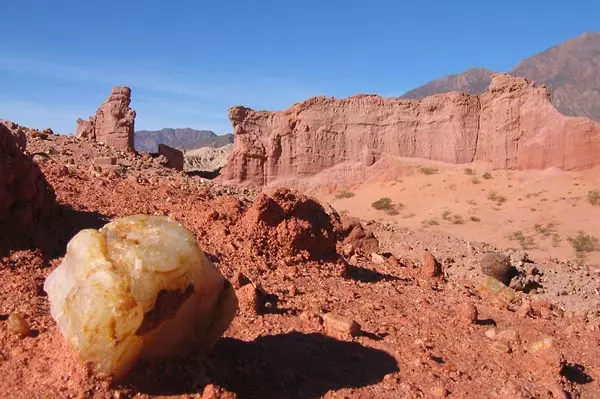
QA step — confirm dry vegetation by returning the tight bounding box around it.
[371,197,402,215]
[335,190,355,199]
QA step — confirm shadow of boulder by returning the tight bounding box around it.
[124,332,398,398]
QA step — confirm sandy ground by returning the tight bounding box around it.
[316,160,600,267]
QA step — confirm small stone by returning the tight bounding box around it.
[7,312,30,337]
[231,272,251,289]
[422,251,442,277]
[480,252,517,285]
[33,153,50,163]
[31,131,48,139]
[458,302,478,325]
[349,254,359,265]
[288,285,299,297]
[386,255,400,267]
[371,253,385,264]
[517,301,532,318]
[485,328,497,339]
[527,337,553,353]
[93,157,117,166]
[322,312,361,336]
[480,276,517,302]
[430,383,448,398]
[490,341,511,353]
[342,244,354,257]
[496,329,520,343]
[236,284,259,314]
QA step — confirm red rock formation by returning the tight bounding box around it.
[157,144,184,171]
[0,122,54,232]
[75,87,136,151]
[224,74,600,186]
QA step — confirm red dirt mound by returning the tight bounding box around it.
[240,188,337,261]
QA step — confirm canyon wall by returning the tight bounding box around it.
[224,74,600,186]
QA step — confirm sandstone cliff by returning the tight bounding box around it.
[224,74,600,186]
[76,87,136,151]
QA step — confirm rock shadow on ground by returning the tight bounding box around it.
[125,332,399,398]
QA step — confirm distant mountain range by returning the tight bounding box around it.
[401,32,600,122]
[134,128,234,153]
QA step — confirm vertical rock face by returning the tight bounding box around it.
[157,144,184,171]
[0,122,54,233]
[224,74,600,186]
[76,87,136,152]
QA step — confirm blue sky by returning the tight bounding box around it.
[1,1,598,134]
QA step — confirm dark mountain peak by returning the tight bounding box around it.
[399,32,600,121]
[134,128,233,153]
[401,67,495,100]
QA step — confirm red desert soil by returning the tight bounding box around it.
[1,132,600,398]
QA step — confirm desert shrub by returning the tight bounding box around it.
[371,197,402,215]
[441,209,452,221]
[482,172,493,180]
[568,231,599,253]
[422,218,440,226]
[470,216,481,222]
[534,222,557,237]
[371,197,393,210]
[471,177,481,184]
[488,191,507,205]
[335,190,355,199]
[464,168,476,175]
[588,190,600,206]
[451,214,464,224]
[419,167,438,175]
[509,231,536,250]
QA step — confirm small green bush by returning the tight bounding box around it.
[470,216,481,222]
[588,190,600,206]
[464,168,476,176]
[419,167,438,175]
[568,231,600,253]
[482,172,493,180]
[371,197,393,210]
[488,191,507,205]
[335,190,355,199]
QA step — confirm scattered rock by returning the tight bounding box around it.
[322,312,361,337]
[236,284,259,314]
[458,302,478,325]
[201,384,238,399]
[480,276,517,302]
[527,337,553,353]
[371,252,385,264]
[496,329,520,343]
[480,252,517,285]
[7,312,30,337]
[485,329,497,339]
[231,272,251,289]
[342,243,354,257]
[422,251,442,278]
[490,341,511,353]
[93,157,117,166]
[430,383,448,398]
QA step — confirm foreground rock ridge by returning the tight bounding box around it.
[224,74,600,186]
[75,87,136,151]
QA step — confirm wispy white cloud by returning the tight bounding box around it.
[0,54,321,132]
